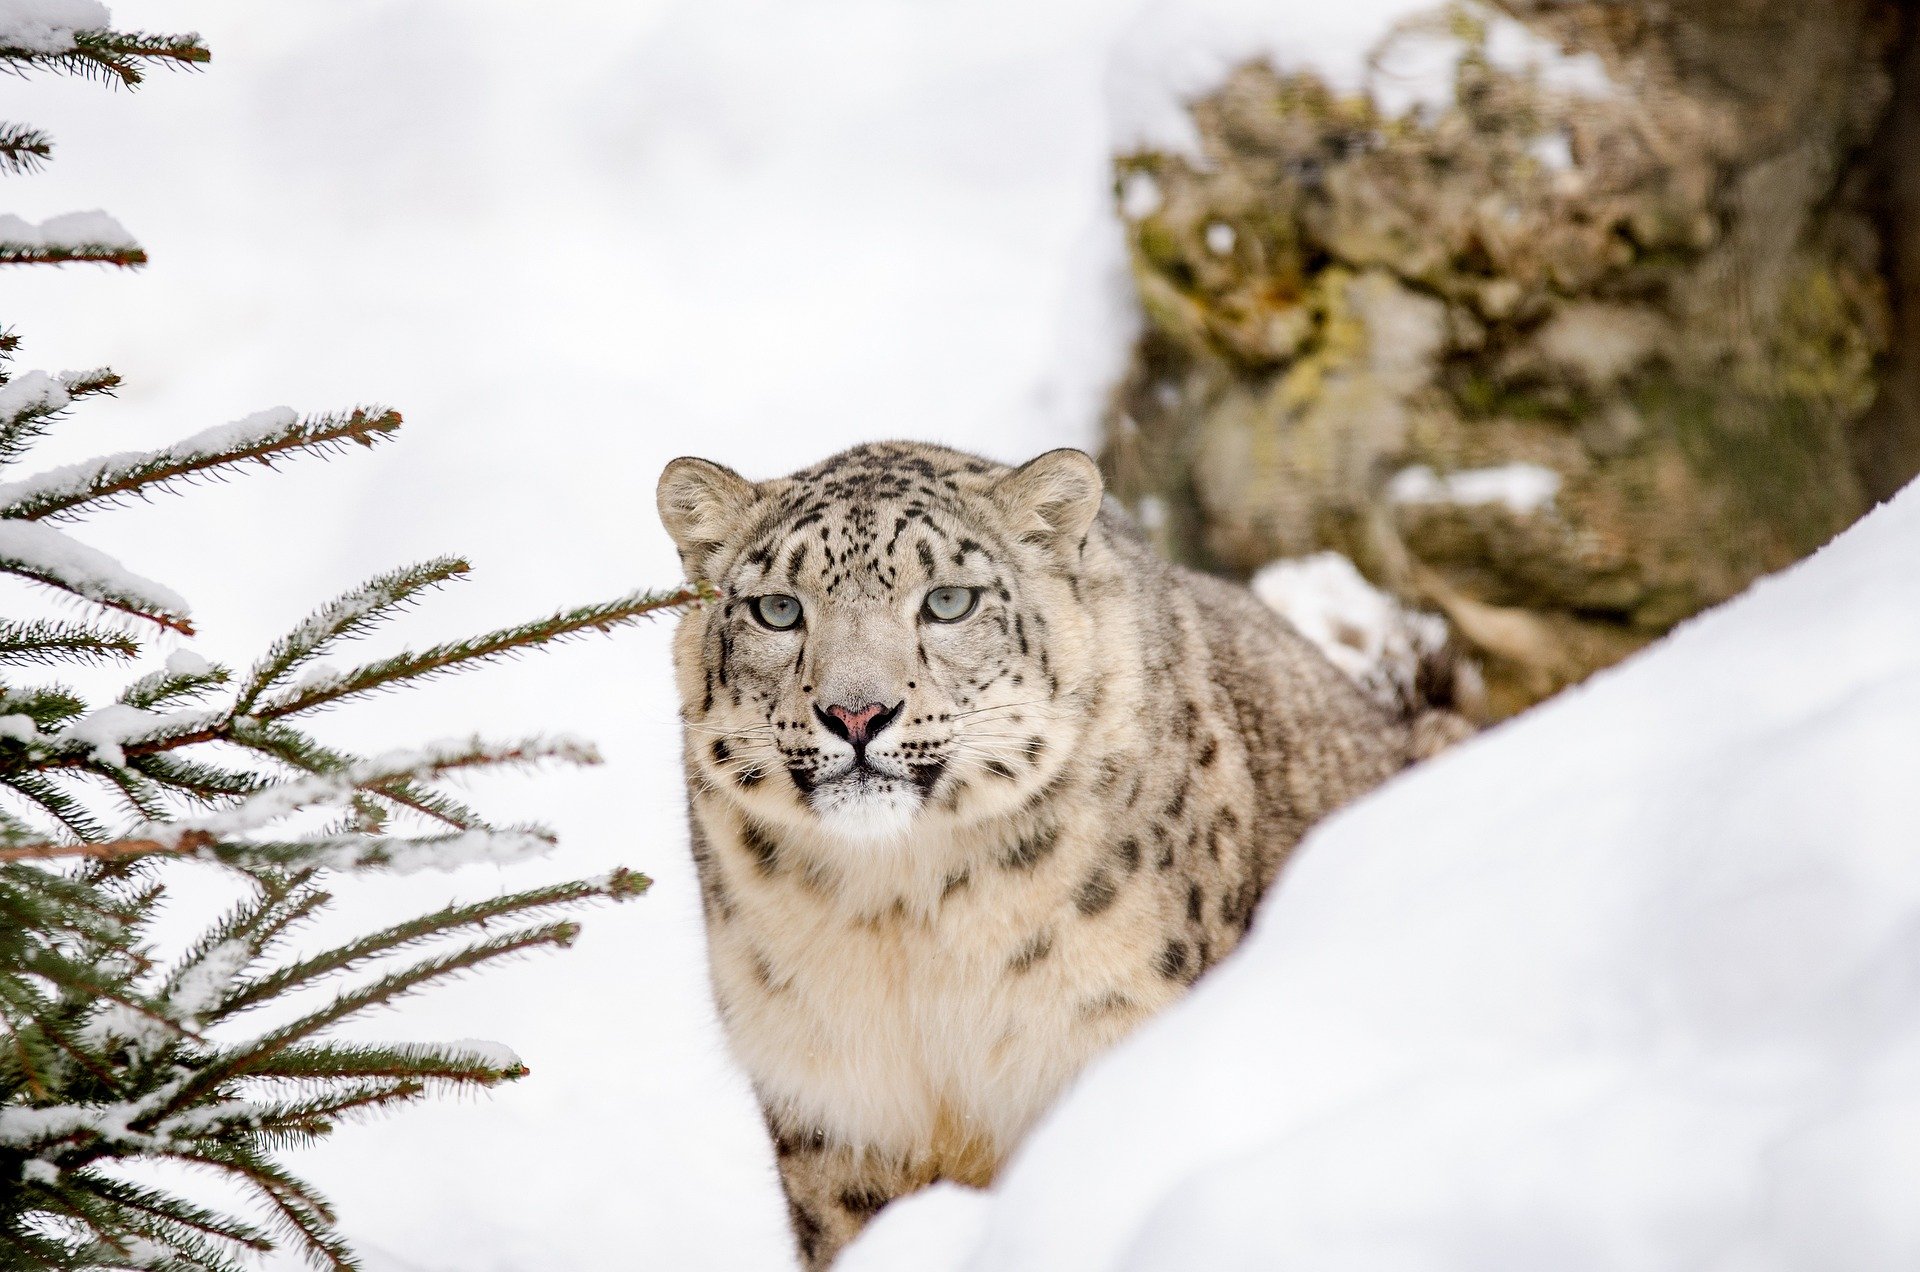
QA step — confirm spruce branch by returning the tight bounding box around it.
[0,121,53,172]
[235,556,471,712]
[0,29,211,88]
[0,619,140,665]
[215,872,648,1019]
[0,240,146,267]
[0,407,403,522]
[0,518,194,633]
[255,585,704,718]
[150,922,586,1121]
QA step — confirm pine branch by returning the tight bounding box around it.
[0,241,146,267]
[235,557,470,712]
[5,770,110,841]
[74,1173,271,1256]
[216,872,647,1018]
[0,368,117,469]
[0,518,194,633]
[119,662,231,710]
[159,1142,355,1272]
[151,923,586,1120]
[255,586,704,718]
[224,719,489,831]
[244,1041,529,1085]
[0,619,139,665]
[0,29,211,88]
[0,407,403,522]
[0,737,608,864]
[0,121,52,172]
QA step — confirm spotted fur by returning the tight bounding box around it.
[658,442,1445,1268]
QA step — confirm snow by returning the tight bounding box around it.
[1251,550,1451,715]
[1388,462,1562,515]
[0,209,138,251]
[144,735,599,844]
[0,406,302,515]
[163,649,211,676]
[0,0,107,53]
[442,1039,524,1072]
[0,370,72,425]
[0,519,190,620]
[845,477,1920,1272]
[168,938,252,1026]
[4,2,1892,1270]
[57,701,165,766]
[1118,170,1162,219]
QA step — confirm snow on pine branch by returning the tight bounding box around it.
[0,405,403,521]
[0,209,144,267]
[0,517,191,630]
[148,734,601,841]
[0,736,599,869]
[235,556,472,711]
[0,0,108,54]
[0,1,207,87]
[0,367,120,466]
[249,586,707,719]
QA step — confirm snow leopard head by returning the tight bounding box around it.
[657,441,1104,843]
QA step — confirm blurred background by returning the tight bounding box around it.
[7,0,1917,1266]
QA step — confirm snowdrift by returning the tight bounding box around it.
[844,478,1920,1272]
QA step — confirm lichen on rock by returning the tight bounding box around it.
[1102,0,1906,716]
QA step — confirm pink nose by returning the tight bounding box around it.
[825,702,890,746]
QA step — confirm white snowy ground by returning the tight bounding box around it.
[10,2,1899,1270]
[844,478,1920,1272]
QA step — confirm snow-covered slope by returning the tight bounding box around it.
[845,478,1920,1272]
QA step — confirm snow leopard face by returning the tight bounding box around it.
[658,442,1105,843]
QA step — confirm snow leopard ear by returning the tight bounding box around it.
[657,456,758,582]
[992,449,1104,555]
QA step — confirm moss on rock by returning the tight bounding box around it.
[1101,0,1906,715]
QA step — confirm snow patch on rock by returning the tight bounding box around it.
[1388,462,1561,515]
[1252,551,1451,716]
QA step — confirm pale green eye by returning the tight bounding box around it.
[922,586,978,623]
[750,594,803,630]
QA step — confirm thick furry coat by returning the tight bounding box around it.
[657,441,1443,1267]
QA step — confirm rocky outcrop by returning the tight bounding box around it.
[1102,1,1912,716]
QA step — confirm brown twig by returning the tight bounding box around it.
[0,829,212,863]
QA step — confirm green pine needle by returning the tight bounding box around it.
[0,122,53,173]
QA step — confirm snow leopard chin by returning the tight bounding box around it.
[808,781,921,844]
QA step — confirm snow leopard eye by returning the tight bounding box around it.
[922,586,979,623]
[750,594,803,630]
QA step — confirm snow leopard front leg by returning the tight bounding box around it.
[765,1112,921,1270]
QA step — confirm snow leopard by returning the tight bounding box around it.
[657,441,1465,1269]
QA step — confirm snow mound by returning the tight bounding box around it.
[845,477,1920,1272]
[1251,551,1456,716]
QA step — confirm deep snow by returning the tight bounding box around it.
[844,476,1920,1272]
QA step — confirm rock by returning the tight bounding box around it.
[1099,0,1911,716]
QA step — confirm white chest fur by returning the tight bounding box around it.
[701,813,1151,1169]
